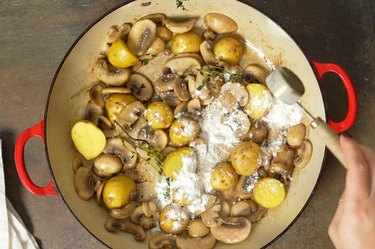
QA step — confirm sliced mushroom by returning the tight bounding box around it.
[93,58,131,86]
[110,201,137,219]
[161,146,176,156]
[188,219,210,238]
[176,233,216,249]
[247,199,268,223]
[103,137,138,169]
[93,153,123,177]
[98,115,113,130]
[127,19,157,56]
[101,87,131,95]
[273,145,295,169]
[139,13,166,26]
[165,17,197,33]
[95,179,106,205]
[223,110,251,137]
[146,36,166,55]
[174,78,191,101]
[221,92,239,112]
[126,73,154,102]
[117,101,146,126]
[106,23,132,44]
[142,200,158,217]
[210,217,251,244]
[230,201,252,217]
[149,129,169,152]
[155,73,180,93]
[200,41,216,65]
[74,167,95,201]
[164,56,201,75]
[89,84,104,108]
[139,216,158,230]
[130,205,144,224]
[249,121,268,143]
[294,140,313,168]
[187,98,201,113]
[243,63,269,83]
[202,29,216,41]
[287,123,307,147]
[200,200,222,228]
[220,82,249,107]
[234,174,260,199]
[268,162,291,183]
[159,91,181,107]
[105,218,146,242]
[84,100,103,125]
[72,157,83,174]
[148,233,176,249]
[136,182,157,202]
[203,13,238,34]
[174,101,188,117]
[220,200,231,218]
[156,26,173,42]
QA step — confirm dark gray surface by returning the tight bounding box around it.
[0,0,374,248]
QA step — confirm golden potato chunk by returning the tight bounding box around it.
[159,205,190,235]
[163,147,194,180]
[108,39,139,68]
[169,117,200,146]
[102,175,136,209]
[210,162,239,191]
[105,93,136,123]
[71,120,106,160]
[145,102,174,129]
[231,141,260,176]
[171,31,202,54]
[253,177,285,208]
[213,36,243,65]
[245,83,272,120]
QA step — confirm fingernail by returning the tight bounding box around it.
[341,131,352,138]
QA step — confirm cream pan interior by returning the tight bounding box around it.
[45,0,326,248]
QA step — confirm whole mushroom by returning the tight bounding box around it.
[210,217,251,244]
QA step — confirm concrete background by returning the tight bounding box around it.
[0,0,374,248]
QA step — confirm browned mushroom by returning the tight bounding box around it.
[200,41,216,65]
[156,26,173,42]
[105,218,146,242]
[187,98,201,113]
[202,29,216,41]
[174,78,191,102]
[220,83,249,107]
[287,123,307,147]
[72,157,83,174]
[234,174,260,199]
[165,17,197,33]
[142,200,158,217]
[149,129,169,152]
[164,56,201,75]
[148,233,176,249]
[155,73,180,93]
[247,199,268,223]
[203,13,238,34]
[174,101,188,117]
[127,19,157,56]
[243,63,269,83]
[230,201,252,217]
[106,23,132,44]
[95,179,106,205]
[188,219,210,238]
[294,140,313,168]
[101,87,131,95]
[89,84,104,108]
[93,58,131,86]
[126,73,154,102]
[139,13,167,26]
[103,137,138,169]
[74,167,95,201]
[117,101,146,126]
[159,91,182,107]
[146,37,166,55]
[176,233,216,249]
[248,121,268,143]
[110,201,137,219]
[210,217,251,244]
[93,153,123,177]
[84,100,103,125]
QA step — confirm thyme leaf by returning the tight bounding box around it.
[198,65,239,82]
[70,85,92,99]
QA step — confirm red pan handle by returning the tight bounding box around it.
[14,120,58,197]
[311,61,357,133]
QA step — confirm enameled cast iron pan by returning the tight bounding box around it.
[14,0,357,248]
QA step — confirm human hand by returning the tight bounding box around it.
[329,135,375,249]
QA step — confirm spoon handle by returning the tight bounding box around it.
[311,117,346,167]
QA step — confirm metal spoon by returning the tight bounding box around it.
[266,67,346,167]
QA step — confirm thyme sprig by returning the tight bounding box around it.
[198,65,239,82]
[70,85,91,99]
[114,120,165,174]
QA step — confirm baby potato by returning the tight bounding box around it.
[169,117,200,146]
[163,147,194,179]
[213,36,244,65]
[171,31,202,54]
[245,83,272,119]
[145,102,174,129]
[159,205,190,234]
[102,175,136,209]
[253,177,286,208]
[71,120,106,160]
[108,39,139,68]
[105,93,137,123]
[210,162,239,191]
[231,141,260,176]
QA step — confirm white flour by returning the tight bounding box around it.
[262,98,302,128]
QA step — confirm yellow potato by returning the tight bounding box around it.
[145,102,174,129]
[163,147,193,180]
[108,39,139,68]
[105,93,137,123]
[103,175,136,209]
[231,141,260,176]
[245,84,272,119]
[169,117,200,146]
[210,162,239,191]
[213,36,244,65]
[253,177,286,208]
[159,205,190,235]
[71,120,106,160]
[171,31,202,54]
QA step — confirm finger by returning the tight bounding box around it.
[329,190,346,238]
[359,144,375,193]
[340,135,371,200]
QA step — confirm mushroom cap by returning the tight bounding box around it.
[93,153,123,177]
[127,19,157,56]
[165,17,197,34]
[139,13,166,26]
[287,123,307,147]
[142,200,158,217]
[210,217,251,244]
[93,58,131,86]
[203,13,238,34]
[106,23,132,44]
[243,63,269,83]
[230,201,252,217]
[146,36,166,55]
[127,73,154,102]
[220,82,249,107]
[89,84,104,108]
[103,137,138,169]
[200,200,222,228]
[110,201,137,219]
[187,98,201,113]
[74,167,95,201]
[294,139,313,168]
[84,100,103,125]
[202,29,216,42]
[148,233,176,249]
[176,233,216,249]
[117,101,146,126]
[101,87,131,95]
[273,145,295,169]
[164,56,201,76]
[188,219,210,238]
[156,26,173,42]
[174,78,191,101]
[149,129,169,152]
[155,73,180,92]
[174,101,188,117]
[159,91,182,107]
[200,40,216,65]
